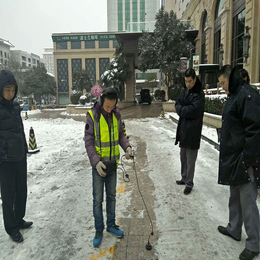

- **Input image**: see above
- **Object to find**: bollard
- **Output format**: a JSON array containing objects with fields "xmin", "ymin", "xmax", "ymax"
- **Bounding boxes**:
[
  {"xmin": 25, "ymin": 111, "xmax": 28, "ymax": 120},
  {"xmin": 160, "ymin": 109, "xmax": 165, "ymax": 119}
]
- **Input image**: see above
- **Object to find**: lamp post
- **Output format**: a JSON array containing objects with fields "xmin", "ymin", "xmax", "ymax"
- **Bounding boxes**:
[
  {"xmin": 218, "ymin": 44, "xmax": 224, "ymax": 67},
  {"xmin": 243, "ymin": 26, "xmax": 251, "ymax": 63}
]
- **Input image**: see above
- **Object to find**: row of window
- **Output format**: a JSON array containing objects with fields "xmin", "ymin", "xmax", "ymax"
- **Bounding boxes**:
[
  {"xmin": 0, "ymin": 51, "xmax": 9, "ymax": 59},
  {"xmin": 56, "ymin": 40, "xmax": 119, "ymax": 50},
  {"xmin": 21, "ymin": 56, "xmax": 38, "ymax": 64}
]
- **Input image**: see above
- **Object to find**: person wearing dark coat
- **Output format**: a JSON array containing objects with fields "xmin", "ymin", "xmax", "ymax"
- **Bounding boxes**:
[
  {"xmin": 175, "ymin": 68, "xmax": 205, "ymax": 195},
  {"xmin": 0, "ymin": 70, "xmax": 33, "ymax": 243},
  {"xmin": 217, "ymin": 65, "xmax": 260, "ymax": 260}
]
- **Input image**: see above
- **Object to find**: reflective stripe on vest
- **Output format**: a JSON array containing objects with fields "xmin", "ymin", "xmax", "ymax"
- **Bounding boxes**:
[{"xmin": 88, "ymin": 109, "xmax": 120, "ymax": 163}]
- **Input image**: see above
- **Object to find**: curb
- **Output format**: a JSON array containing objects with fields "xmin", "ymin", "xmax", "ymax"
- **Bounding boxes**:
[{"xmin": 169, "ymin": 115, "xmax": 220, "ymax": 151}]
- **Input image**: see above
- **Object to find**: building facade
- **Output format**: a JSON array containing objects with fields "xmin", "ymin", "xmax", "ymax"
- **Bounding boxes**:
[
  {"xmin": 10, "ymin": 50, "xmax": 40, "ymax": 68},
  {"xmin": 165, "ymin": 0, "xmax": 191, "ymax": 18},
  {"xmin": 107, "ymin": 0, "xmax": 161, "ymax": 32},
  {"xmin": 43, "ymin": 48, "xmax": 54, "ymax": 75},
  {"xmin": 165, "ymin": 0, "xmax": 260, "ymax": 84},
  {"xmin": 52, "ymin": 32, "xmax": 119, "ymax": 105},
  {"xmin": 0, "ymin": 38, "xmax": 14, "ymax": 67}
]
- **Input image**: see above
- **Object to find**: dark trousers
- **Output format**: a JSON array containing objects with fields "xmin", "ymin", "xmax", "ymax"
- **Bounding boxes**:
[
  {"xmin": 226, "ymin": 167, "xmax": 259, "ymax": 252},
  {"xmin": 180, "ymin": 148, "xmax": 198, "ymax": 189},
  {"xmin": 0, "ymin": 157, "xmax": 27, "ymax": 235}
]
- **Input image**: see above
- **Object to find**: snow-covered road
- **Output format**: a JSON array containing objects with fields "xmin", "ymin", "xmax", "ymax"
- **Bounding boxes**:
[{"xmin": 0, "ymin": 111, "xmax": 259, "ymax": 260}]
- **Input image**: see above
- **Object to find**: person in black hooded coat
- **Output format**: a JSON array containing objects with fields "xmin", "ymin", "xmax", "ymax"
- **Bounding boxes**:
[
  {"xmin": 217, "ymin": 65, "xmax": 260, "ymax": 260},
  {"xmin": 0, "ymin": 69, "xmax": 33, "ymax": 243},
  {"xmin": 175, "ymin": 68, "xmax": 205, "ymax": 195}
]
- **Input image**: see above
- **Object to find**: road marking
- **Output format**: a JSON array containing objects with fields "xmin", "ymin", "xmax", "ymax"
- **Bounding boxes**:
[
  {"xmin": 117, "ymin": 183, "xmax": 126, "ymax": 193},
  {"xmin": 89, "ymin": 245, "xmax": 115, "ymax": 259}
]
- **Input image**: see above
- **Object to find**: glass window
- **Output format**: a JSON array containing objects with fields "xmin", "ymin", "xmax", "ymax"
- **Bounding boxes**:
[
  {"xmin": 0, "ymin": 51, "xmax": 2, "ymax": 57},
  {"xmin": 71, "ymin": 41, "xmax": 81, "ymax": 49},
  {"xmin": 99, "ymin": 41, "xmax": 109, "ymax": 48},
  {"xmin": 56, "ymin": 42, "xmax": 67, "ymax": 50},
  {"xmin": 215, "ymin": 0, "xmax": 224, "ymax": 19},
  {"xmin": 99, "ymin": 58, "xmax": 110, "ymax": 77},
  {"xmin": 85, "ymin": 41, "xmax": 95, "ymax": 49},
  {"xmin": 231, "ymin": 9, "xmax": 245, "ymax": 69},
  {"xmin": 113, "ymin": 40, "xmax": 119, "ymax": 48},
  {"xmin": 22, "ymin": 56, "xmax": 26, "ymax": 61}
]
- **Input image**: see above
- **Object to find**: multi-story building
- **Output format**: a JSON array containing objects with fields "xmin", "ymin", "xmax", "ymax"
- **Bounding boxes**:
[
  {"xmin": 10, "ymin": 50, "xmax": 40, "ymax": 68},
  {"xmin": 107, "ymin": 0, "xmax": 161, "ymax": 32},
  {"xmin": 0, "ymin": 38, "xmax": 14, "ymax": 67},
  {"xmin": 43, "ymin": 48, "xmax": 54, "ymax": 75},
  {"xmin": 165, "ymin": 0, "xmax": 260, "ymax": 84},
  {"xmin": 165, "ymin": 0, "xmax": 190, "ymax": 18},
  {"xmin": 52, "ymin": 32, "xmax": 119, "ymax": 105}
]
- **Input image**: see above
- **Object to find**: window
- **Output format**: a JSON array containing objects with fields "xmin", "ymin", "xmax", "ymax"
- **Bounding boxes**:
[
  {"xmin": 71, "ymin": 41, "xmax": 81, "ymax": 49},
  {"xmin": 4, "ymin": 52, "xmax": 6, "ymax": 58},
  {"xmin": 179, "ymin": 1, "xmax": 181, "ymax": 10},
  {"xmin": 22, "ymin": 56, "xmax": 26, "ymax": 61},
  {"xmin": 56, "ymin": 42, "xmax": 67, "ymax": 49},
  {"xmin": 28, "ymin": 58, "xmax": 31, "ymax": 63},
  {"xmin": 213, "ymin": 0, "xmax": 223, "ymax": 64},
  {"xmin": 113, "ymin": 40, "xmax": 119, "ymax": 48},
  {"xmin": 0, "ymin": 51, "xmax": 2, "ymax": 57},
  {"xmin": 22, "ymin": 62, "xmax": 26, "ymax": 68},
  {"xmin": 99, "ymin": 58, "xmax": 110, "ymax": 77},
  {"xmin": 231, "ymin": 9, "xmax": 245, "ymax": 69},
  {"xmin": 99, "ymin": 40, "xmax": 109, "ymax": 48},
  {"xmin": 201, "ymin": 11, "xmax": 208, "ymax": 64},
  {"xmin": 85, "ymin": 41, "xmax": 95, "ymax": 49}
]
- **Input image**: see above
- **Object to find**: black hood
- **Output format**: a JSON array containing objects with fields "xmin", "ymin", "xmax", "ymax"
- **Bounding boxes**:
[
  {"xmin": 0, "ymin": 69, "xmax": 18, "ymax": 100},
  {"xmin": 228, "ymin": 67, "xmax": 243, "ymax": 94}
]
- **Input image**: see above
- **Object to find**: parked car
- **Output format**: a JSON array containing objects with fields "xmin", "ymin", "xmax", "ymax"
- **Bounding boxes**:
[{"xmin": 139, "ymin": 89, "xmax": 152, "ymax": 105}]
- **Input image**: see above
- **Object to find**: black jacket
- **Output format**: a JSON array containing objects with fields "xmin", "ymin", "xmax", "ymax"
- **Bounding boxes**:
[
  {"xmin": 218, "ymin": 67, "xmax": 260, "ymax": 188},
  {"xmin": 0, "ymin": 70, "xmax": 28, "ymax": 162},
  {"xmin": 175, "ymin": 77, "xmax": 205, "ymax": 150}
]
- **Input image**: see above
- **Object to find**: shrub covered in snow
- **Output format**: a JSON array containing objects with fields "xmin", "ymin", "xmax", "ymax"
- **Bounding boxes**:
[
  {"xmin": 79, "ymin": 95, "xmax": 88, "ymax": 105},
  {"xmin": 70, "ymin": 90, "xmax": 82, "ymax": 104}
]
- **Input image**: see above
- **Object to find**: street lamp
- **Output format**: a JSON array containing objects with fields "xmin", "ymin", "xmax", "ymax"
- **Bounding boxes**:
[
  {"xmin": 218, "ymin": 44, "xmax": 224, "ymax": 67},
  {"xmin": 243, "ymin": 26, "xmax": 251, "ymax": 63}
]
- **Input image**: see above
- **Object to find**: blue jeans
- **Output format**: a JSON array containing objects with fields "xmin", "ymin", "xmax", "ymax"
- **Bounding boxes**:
[{"xmin": 92, "ymin": 168, "xmax": 117, "ymax": 231}]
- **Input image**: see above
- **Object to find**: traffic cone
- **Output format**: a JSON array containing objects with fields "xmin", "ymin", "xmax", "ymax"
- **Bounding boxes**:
[
  {"xmin": 25, "ymin": 112, "xmax": 28, "ymax": 120},
  {"xmin": 160, "ymin": 109, "xmax": 165, "ymax": 119},
  {"xmin": 122, "ymin": 121, "xmax": 129, "ymax": 139},
  {"xmin": 28, "ymin": 127, "xmax": 40, "ymax": 154}
]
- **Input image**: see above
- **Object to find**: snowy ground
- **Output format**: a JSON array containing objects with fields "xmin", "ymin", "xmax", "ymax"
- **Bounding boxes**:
[{"xmin": 0, "ymin": 110, "xmax": 260, "ymax": 260}]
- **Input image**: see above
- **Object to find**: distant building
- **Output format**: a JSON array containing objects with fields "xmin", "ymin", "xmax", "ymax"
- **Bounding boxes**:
[
  {"xmin": 165, "ymin": 0, "xmax": 190, "ymax": 19},
  {"xmin": 52, "ymin": 32, "xmax": 119, "ymax": 105},
  {"xmin": 10, "ymin": 50, "xmax": 40, "ymax": 68},
  {"xmin": 43, "ymin": 48, "xmax": 54, "ymax": 74},
  {"xmin": 107, "ymin": 0, "xmax": 161, "ymax": 32},
  {"xmin": 0, "ymin": 38, "xmax": 14, "ymax": 67}
]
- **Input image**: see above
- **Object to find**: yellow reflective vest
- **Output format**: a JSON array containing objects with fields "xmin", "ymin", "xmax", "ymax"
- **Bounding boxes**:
[{"xmin": 88, "ymin": 109, "xmax": 120, "ymax": 163}]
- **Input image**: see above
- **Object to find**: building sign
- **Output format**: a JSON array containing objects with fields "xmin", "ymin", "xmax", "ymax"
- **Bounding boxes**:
[
  {"xmin": 193, "ymin": 55, "xmax": 200, "ymax": 75},
  {"xmin": 52, "ymin": 34, "xmax": 117, "ymax": 42}
]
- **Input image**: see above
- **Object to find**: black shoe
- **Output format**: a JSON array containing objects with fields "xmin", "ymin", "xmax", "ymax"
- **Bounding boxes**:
[
  {"xmin": 218, "ymin": 226, "xmax": 241, "ymax": 241},
  {"xmin": 239, "ymin": 248, "xmax": 259, "ymax": 260},
  {"xmin": 184, "ymin": 187, "xmax": 192, "ymax": 195},
  {"xmin": 19, "ymin": 220, "xmax": 33, "ymax": 229},
  {"xmin": 176, "ymin": 180, "xmax": 185, "ymax": 185},
  {"xmin": 9, "ymin": 231, "xmax": 24, "ymax": 243}
]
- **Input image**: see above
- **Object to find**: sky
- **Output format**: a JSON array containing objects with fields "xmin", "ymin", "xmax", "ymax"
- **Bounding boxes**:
[
  {"xmin": 1, "ymin": 108, "xmax": 258, "ymax": 259},
  {"xmin": 0, "ymin": 0, "xmax": 107, "ymax": 58}
]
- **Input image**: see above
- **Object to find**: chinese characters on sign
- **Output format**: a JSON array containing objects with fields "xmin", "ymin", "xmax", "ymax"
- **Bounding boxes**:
[{"xmin": 53, "ymin": 34, "xmax": 116, "ymax": 42}]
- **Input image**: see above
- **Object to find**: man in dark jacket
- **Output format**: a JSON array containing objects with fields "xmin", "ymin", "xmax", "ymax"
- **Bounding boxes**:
[
  {"xmin": 0, "ymin": 70, "xmax": 33, "ymax": 243},
  {"xmin": 175, "ymin": 68, "xmax": 205, "ymax": 195},
  {"xmin": 217, "ymin": 65, "xmax": 260, "ymax": 260},
  {"xmin": 84, "ymin": 87, "xmax": 132, "ymax": 248}
]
